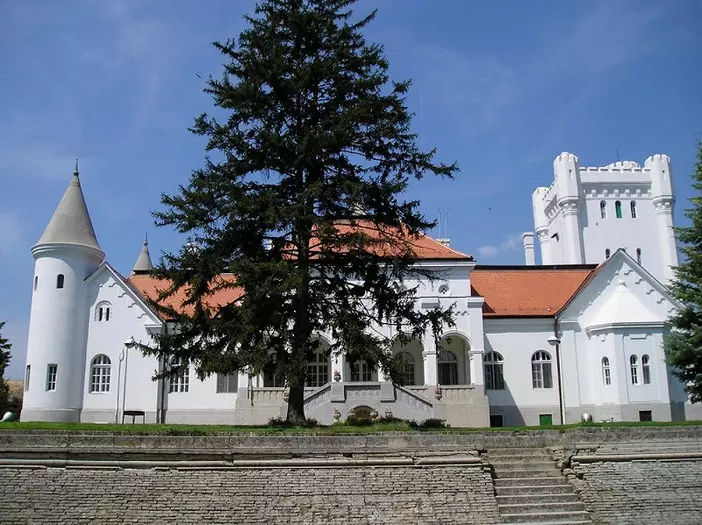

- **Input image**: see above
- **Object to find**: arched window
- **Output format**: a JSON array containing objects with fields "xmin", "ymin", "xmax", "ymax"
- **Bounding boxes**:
[
  {"xmin": 90, "ymin": 355, "xmax": 111, "ymax": 393},
  {"xmin": 630, "ymin": 355, "xmax": 639, "ymax": 385},
  {"xmin": 531, "ymin": 351, "xmax": 553, "ymax": 389},
  {"xmin": 438, "ymin": 350, "xmax": 458, "ymax": 385},
  {"xmin": 484, "ymin": 352, "xmax": 505, "ymax": 390},
  {"xmin": 56, "ymin": 274, "xmax": 64, "ymax": 289},
  {"xmin": 615, "ymin": 201, "xmax": 623, "ymax": 219},
  {"xmin": 95, "ymin": 302, "xmax": 112, "ymax": 322},
  {"xmin": 630, "ymin": 201, "xmax": 637, "ymax": 218},
  {"xmin": 636, "ymin": 248, "xmax": 642, "ymax": 265},
  {"xmin": 398, "ymin": 351, "xmax": 415, "ymax": 386},
  {"xmin": 306, "ymin": 349, "xmax": 329, "ymax": 387},
  {"xmin": 642, "ymin": 354, "xmax": 651, "ymax": 384},
  {"xmin": 169, "ymin": 358, "xmax": 190, "ymax": 393},
  {"xmin": 600, "ymin": 201, "xmax": 607, "ymax": 218},
  {"xmin": 350, "ymin": 360, "xmax": 376, "ymax": 382},
  {"xmin": 605, "ymin": 248, "xmax": 611, "ymax": 259},
  {"xmin": 602, "ymin": 357, "xmax": 611, "ymax": 386}
]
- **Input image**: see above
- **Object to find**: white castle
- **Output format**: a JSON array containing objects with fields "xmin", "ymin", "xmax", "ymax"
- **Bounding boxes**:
[{"xmin": 20, "ymin": 153, "xmax": 700, "ymax": 426}]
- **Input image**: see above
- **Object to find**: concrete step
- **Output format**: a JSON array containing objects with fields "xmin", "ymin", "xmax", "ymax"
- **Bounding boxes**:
[
  {"xmin": 496, "ymin": 484, "xmax": 575, "ymax": 496},
  {"xmin": 495, "ymin": 477, "xmax": 571, "ymax": 488},
  {"xmin": 500, "ymin": 511, "xmax": 591, "ymax": 524},
  {"xmin": 493, "ymin": 468, "xmax": 562, "ymax": 479},
  {"xmin": 497, "ymin": 493, "xmax": 581, "ymax": 505},
  {"xmin": 498, "ymin": 502, "xmax": 587, "ymax": 513}
]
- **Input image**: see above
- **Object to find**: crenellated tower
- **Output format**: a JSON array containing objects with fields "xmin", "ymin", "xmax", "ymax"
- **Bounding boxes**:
[
  {"xmin": 530, "ymin": 152, "xmax": 678, "ymax": 284},
  {"xmin": 22, "ymin": 164, "xmax": 104, "ymax": 422}
]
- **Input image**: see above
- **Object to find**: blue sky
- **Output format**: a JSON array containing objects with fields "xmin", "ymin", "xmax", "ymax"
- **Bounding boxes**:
[{"xmin": 1, "ymin": 0, "xmax": 701, "ymax": 378}]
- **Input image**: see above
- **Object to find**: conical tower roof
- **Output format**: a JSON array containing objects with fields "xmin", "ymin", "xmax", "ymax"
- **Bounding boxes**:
[
  {"xmin": 132, "ymin": 236, "xmax": 154, "ymax": 274},
  {"xmin": 34, "ymin": 163, "xmax": 102, "ymax": 253}
]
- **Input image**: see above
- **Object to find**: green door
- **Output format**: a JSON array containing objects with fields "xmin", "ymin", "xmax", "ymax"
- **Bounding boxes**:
[{"xmin": 539, "ymin": 414, "xmax": 553, "ymax": 426}]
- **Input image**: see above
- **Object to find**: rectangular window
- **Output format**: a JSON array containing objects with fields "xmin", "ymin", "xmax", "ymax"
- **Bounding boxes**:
[
  {"xmin": 639, "ymin": 410, "xmax": 652, "ymax": 422},
  {"xmin": 169, "ymin": 365, "xmax": 189, "ymax": 393},
  {"xmin": 489, "ymin": 414, "xmax": 504, "ymax": 428},
  {"xmin": 216, "ymin": 373, "xmax": 238, "ymax": 393},
  {"xmin": 25, "ymin": 365, "xmax": 30, "ymax": 391},
  {"xmin": 46, "ymin": 364, "xmax": 57, "ymax": 391}
]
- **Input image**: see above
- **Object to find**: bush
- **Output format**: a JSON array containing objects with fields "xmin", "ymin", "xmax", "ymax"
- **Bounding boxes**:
[
  {"xmin": 267, "ymin": 417, "xmax": 318, "ymax": 428},
  {"xmin": 409, "ymin": 418, "xmax": 448, "ymax": 429}
]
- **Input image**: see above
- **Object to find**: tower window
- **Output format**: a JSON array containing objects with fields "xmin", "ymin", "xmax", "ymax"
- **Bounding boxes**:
[
  {"xmin": 602, "ymin": 357, "xmax": 611, "ymax": 386},
  {"xmin": 34, "ymin": 276, "xmax": 38, "ymax": 291},
  {"xmin": 56, "ymin": 274, "xmax": 64, "ymax": 289},
  {"xmin": 605, "ymin": 248, "xmax": 611, "ymax": 259},
  {"xmin": 600, "ymin": 201, "xmax": 607, "ymax": 219},
  {"xmin": 46, "ymin": 364, "xmax": 58, "ymax": 391},
  {"xmin": 25, "ymin": 365, "xmax": 30, "ymax": 392},
  {"xmin": 630, "ymin": 355, "xmax": 639, "ymax": 385},
  {"xmin": 615, "ymin": 201, "xmax": 623, "ymax": 219},
  {"xmin": 630, "ymin": 201, "xmax": 637, "ymax": 218},
  {"xmin": 636, "ymin": 248, "xmax": 642, "ymax": 265}
]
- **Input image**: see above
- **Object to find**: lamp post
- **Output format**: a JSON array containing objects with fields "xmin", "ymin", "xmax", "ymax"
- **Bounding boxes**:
[
  {"xmin": 547, "ymin": 335, "xmax": 565, "ymax": 425},
  {"xmin": 115, "ymin": 338, "xmax": 135, "ymax": 424}
]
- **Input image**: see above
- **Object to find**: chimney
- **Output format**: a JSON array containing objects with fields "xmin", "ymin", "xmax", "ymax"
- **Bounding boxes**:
[{"xmin": 522, "ymin": 232, "xmax": 535, "ymax": 265}]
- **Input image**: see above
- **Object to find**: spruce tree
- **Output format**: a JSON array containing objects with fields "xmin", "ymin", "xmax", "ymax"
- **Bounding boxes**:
[
  {"xmin": 0, "ymin": 322, "xmax": 11, "ymax": 414},
  {"xmin": 665, "ymin": 141, "xmax": 702, "ymax": 403},
  {"xmin": 150, "ymin": 0, "xmax": 457, "ymax": 423}
]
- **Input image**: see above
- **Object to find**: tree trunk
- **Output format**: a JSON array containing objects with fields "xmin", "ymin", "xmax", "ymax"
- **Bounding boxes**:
[{"xmin": 286, "ymin": 357, "xmax": 307, "ymax": 424}]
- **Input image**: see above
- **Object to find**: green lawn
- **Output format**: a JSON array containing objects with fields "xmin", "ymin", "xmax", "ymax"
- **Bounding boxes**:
[{"xmin": 0, "ymin": 419, "xmax": 700, "ymax": 435}]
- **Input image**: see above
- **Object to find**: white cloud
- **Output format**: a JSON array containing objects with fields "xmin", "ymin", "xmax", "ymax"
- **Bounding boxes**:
[
  {"xmin": 476, "ymin": 233, "xmax": 524, "ymax": 260},
  {"xmin": 0, "ymin": 212, "xmax": 22, "ymax": 257}
]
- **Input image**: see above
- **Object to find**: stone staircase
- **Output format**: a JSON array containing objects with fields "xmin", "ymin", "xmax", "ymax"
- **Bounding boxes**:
[{"xmin": 487, "ymin": 447, "xmax": 591, "ymax": 525}]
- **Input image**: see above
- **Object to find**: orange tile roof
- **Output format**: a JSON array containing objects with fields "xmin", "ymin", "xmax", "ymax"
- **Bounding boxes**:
[
  {"xmin": 471, "ymin": 266, "xmax": 596, "ymax": 317},
  {"xmin": 128, "ymin": 273, "xmax": 243, "ymax": 318},
  {"xmin": 306, "ymin": 220, "xmax": 472, "ymax": 261}
]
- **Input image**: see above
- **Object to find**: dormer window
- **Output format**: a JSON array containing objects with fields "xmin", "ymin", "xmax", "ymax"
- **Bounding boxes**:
[
  {"xmin": 56, "ymin": 274, "xmax": 64, "ymax": 289},
  {"xmin": 95, "ymin": 302, "xmax": 112, "ymax": 322}
]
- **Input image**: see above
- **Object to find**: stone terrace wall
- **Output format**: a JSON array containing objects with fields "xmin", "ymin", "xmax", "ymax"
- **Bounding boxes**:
[
  {"xmin": 569, "ymin": 461, "xmax": 702, "ymax": 525},
  {"xmin": 0, "ymin": 464, "xmax": 499, "ymax": 525}
]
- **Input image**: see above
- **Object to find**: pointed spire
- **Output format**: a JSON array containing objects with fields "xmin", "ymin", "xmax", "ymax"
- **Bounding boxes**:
[
  {"xmin": 132, "ymin": 234, "xmax": 154, "ymax": 274},
  {"xmin": 34, "ymin": 165, "xmax": 103, "ymax": 254}
]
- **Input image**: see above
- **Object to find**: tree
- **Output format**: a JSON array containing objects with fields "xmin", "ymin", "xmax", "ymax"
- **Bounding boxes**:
[
  {"xmin": 149, "ymin": 0, "xmax": 457, "ymax": 424},
  {"xmin": 665, "ymin": 141, "xmax": 702, "ymax": 403},
  {"xmin": 0, "ymin": 321, "xmax": 11, "ymax": 415}
]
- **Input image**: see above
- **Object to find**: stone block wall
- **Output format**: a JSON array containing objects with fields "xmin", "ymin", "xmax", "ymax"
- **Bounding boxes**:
[
  {"xmin": 569, "ymin": 460, "xmax": 702, "ymax": 525},
  {"xmin": 0, "ymin": 464, "xmax": 500, "ymax": 525}
]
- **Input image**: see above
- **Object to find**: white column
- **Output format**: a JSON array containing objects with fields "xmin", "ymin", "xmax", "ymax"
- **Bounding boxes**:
[
  {"xmin": 654, "ymin": 198, "xmax": 679, "ymax": 284},
  {"xmin": 522, "ymin": 232, "xmax": 536, "ymax": 265},
  {"xmin": 422, "ymin": 333, "xmax": 438, "ymax": 386},
  {"xmin": 469, "ymin": 350, "xmax": 484, "ymax": 386},
  {"xmin": 560, "ymin": 199, "xmax": 583, "ymax": 264},
  {"xmin": 537, "ymin": 228, "xmax": 552, "ymax": 265}
]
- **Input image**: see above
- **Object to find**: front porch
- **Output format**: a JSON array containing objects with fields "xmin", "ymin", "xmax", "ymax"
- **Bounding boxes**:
[{"xmin": 233, "ymin": 334, "xmax": 490, "ymax": 427}]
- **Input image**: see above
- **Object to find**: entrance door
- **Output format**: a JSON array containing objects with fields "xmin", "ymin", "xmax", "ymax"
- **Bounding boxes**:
[{"xmin": 539, "ymin": 414, "xmax": 553, "ymax": 426}]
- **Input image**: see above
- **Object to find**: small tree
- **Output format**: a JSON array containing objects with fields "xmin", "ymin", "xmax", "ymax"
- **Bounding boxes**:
[
  {"xmin": 148, "ymin": 0, "xmax": 457, "ymax": 423},
  {"xmin": 665, "ymin": 141, "xmax": 702, "ymax": 402},
  {"xmin": 0, "ymin": 321, "xmax": 12, "ymax": 415}
]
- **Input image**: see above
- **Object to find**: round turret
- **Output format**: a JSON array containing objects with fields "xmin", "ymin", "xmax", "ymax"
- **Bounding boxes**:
[{"xmin": 22, "ymin": 164, "xmax": 104, "ymax": 422}]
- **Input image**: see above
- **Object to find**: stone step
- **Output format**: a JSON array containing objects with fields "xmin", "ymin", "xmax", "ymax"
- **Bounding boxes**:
[
  {"xmin": 495, "ymin": 477, "xmax": 571, "ymax": 488},
  {"xmin": 498, "ymin": 502, "xmax": 587, "ymax": 513},
  {"xmin": 497, "ymin": 493, "xmax": 581, "ymax": 505},
  {"xmin": 493, "ymin": 468, "xmax": 562, "ymax": 479},
  {"xmin": 496, "ymin": 484, "xmax": 575, "ymax": 496},
  {"xmin": 489, "ymin": 459, "xmax": 557, "ymax": 469},
  {"xmin": 487, "ymin": 448, "xmax": 553, "ymax": 458},
  {"xmin": 500, "ymin": 511, "xmax": 591, "ymax": 524},
  {"xmin": 501, "ymin": 520, "xmax": 591, "ymax": 525}
]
